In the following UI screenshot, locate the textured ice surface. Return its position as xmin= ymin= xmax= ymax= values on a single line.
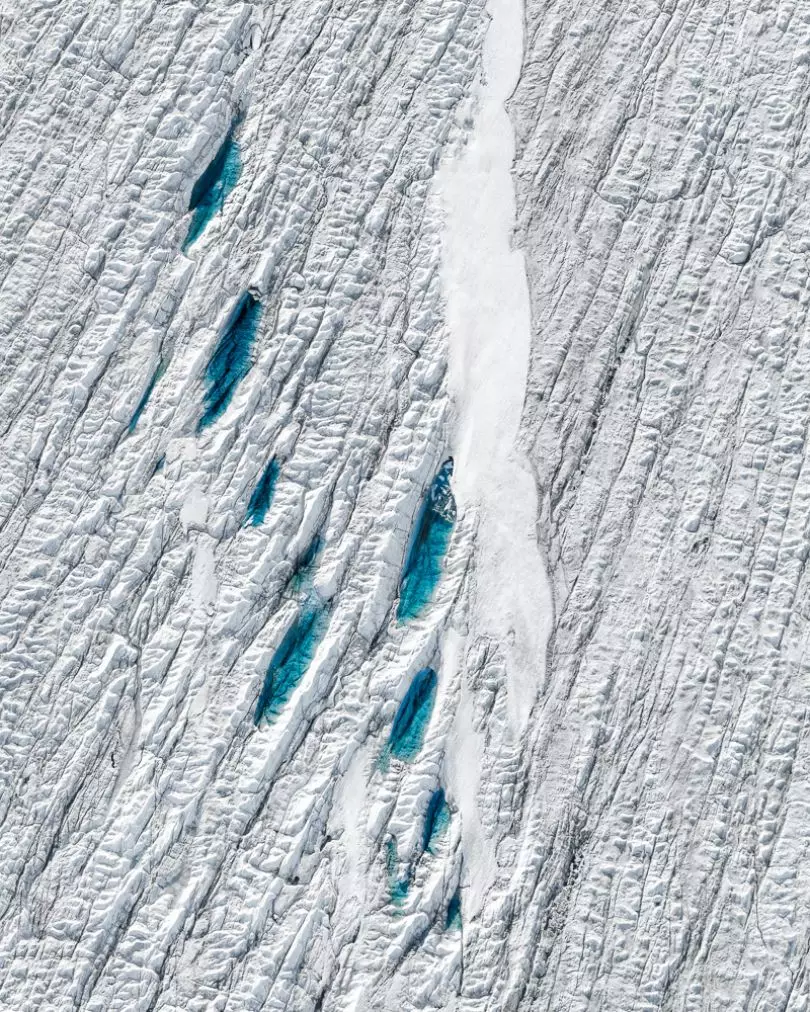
xmin=4 ymin=0 xmax=810 ymax=1009
xmin=0 ymin=1 xmax=486 ymax=1009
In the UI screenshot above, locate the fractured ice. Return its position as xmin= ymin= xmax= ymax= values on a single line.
xmin=4 ymin=0 xmax=806 ymax=1008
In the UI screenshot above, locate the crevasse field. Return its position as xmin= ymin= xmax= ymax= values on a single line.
xmin=2 ymin=1 xmax=810 ymax=1010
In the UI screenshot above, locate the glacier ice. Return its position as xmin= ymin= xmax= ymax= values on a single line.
xmin=3 ymin=0 xmax=810 ymax=1008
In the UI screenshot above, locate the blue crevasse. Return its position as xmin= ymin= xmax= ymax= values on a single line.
xmin=246 ymin=458 xmax=279 ymax=526
xmin=254 ymin=601 xmax=330 ymax=724
xmin=397 ymin=459 xmax=456 ymax=621
xmin=387 ymin=666 xmax=437 ymax=761
xmin=421 ymin=787 xmax=450 ymax=854
xmin=198 ymin=292 xmax=262 ymax=430
xmin=183 ymin=126 xmax=241 ymax=251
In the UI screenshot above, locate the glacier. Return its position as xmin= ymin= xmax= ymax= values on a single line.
xmin=3 ymin=0 xmax=810 ymax=1010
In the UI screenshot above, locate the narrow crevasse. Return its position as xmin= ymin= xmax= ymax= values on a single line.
xmin=128 ymin=360 xmax=165 ymax=433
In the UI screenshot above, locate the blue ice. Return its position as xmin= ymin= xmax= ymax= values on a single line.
xmin=388 ymin=667 xmax=437 ymax=761
xmin=198 ymin=292 xmax=261 ymax=430
xmin=445 ymin=888 xmax=461 ymax=930
xmin=246 ymin=458 xmax=279 ymax=526
xmin=397 ymin=459 xmax=456 ymax=622
xmin=421 ymin=787 xmax=450 ymax=854
xmin=254 ymin=602 xmax=329 ymax=724
xmin=183 ymin=127 xmax=241 ymax=251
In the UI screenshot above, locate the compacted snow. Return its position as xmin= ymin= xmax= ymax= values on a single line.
xmin=3 ymin=0 xmax=810 ymax=1010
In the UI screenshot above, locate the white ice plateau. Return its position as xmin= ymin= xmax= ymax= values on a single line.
xmin=2 ymin=0 xmax=810 ymax=1010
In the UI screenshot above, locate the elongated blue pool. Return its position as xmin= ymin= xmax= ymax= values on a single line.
xmin=254 ymin=602 xmax=329 ymax=724
xmin=397 ymin=459 xmax=456 ymax=621
xmin=388 ymin=666 xmax=437 ymax=761
xmin=198 ymin=292 xmax=261 ymax=430
xmin=183 ymin=127 xmax=241 ymax=251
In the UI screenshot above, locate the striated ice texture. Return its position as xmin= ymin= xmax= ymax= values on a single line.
xmin=4 ymin=0 xmax=810 ymax=1009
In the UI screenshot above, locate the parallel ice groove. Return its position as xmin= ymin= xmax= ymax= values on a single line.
xmin=4 ymin=0 xmax=804 ymax=1009
xmin=0 ymin=1 xmax=485 ymax=1009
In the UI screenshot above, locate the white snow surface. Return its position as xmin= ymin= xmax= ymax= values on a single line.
xmin=438 ymin=0 xmax=552 ymax=736
xmin=3 ymin=0 xmax=810 ymax=1010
